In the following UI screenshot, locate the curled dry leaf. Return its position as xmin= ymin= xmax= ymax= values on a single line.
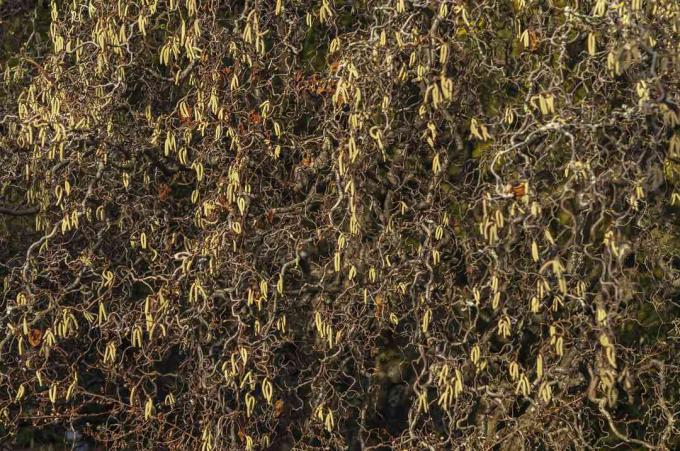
xmin=274 ymin=399 xmax=284 ymax=418
xmin=28 ymin=329 xmax=42 ymax=347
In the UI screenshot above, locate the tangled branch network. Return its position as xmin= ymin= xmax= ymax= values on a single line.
xmin=0 ymin=0 xmax=679 ymax=449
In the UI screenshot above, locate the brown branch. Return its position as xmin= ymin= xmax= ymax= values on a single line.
xmin=0 ymin=204 xmax=39 ymax=215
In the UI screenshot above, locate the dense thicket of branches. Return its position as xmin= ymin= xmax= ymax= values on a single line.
xmin=1 ymin=0 xmax=679 ymax=449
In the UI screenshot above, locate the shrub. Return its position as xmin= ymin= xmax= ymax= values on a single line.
xmin=1 ymin=0 xmax=679 ymax=449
